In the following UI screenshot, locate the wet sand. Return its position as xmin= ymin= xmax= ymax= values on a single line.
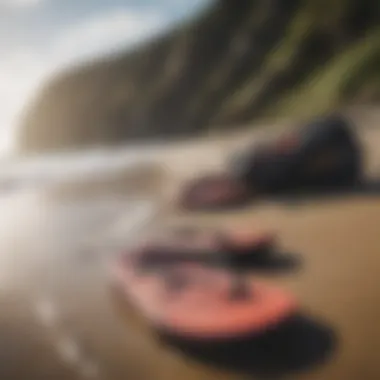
xmin=2 ymin=120 xmax=380 ymax=380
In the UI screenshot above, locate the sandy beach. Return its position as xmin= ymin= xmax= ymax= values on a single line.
xmin=2 ymin=113 xmax=380 ymax=380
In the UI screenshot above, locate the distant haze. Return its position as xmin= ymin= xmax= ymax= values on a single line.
xmin=0 ymin=0 xmax=210 ymax=156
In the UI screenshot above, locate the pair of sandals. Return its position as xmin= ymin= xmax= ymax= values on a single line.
xmin=112 ymin=226 xmax=297 ymax=342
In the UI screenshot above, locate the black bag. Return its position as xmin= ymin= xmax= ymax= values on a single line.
xmin=230 ymin=114 xmax=363 ymax=193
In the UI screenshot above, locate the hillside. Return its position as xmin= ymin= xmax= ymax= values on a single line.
xmin=18 ymin=0 xmax=380 ymax=154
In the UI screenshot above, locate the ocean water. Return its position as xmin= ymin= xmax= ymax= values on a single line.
xmin=0 ymin=146 xmax=163 ymax=289
xmin=0 ymin=146 xmax=157 ymax=189
xmin=0 ymin=148 xmax=168 ymax=380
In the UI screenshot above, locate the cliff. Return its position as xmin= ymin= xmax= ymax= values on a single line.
xmin=18 ymin=0 xmax=380 ymax=153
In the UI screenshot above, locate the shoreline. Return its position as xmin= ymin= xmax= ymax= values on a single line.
xmin=1 ymin=111 xmax=380 ymax=379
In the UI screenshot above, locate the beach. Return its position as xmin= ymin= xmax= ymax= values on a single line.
xmin=1 ymin=114 xmax=380 ymax=380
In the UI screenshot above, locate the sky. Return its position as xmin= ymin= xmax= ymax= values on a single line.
xmin=0 ymin=0 xmax=210 ymax=156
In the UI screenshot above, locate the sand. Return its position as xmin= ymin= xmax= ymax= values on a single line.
xmin=1 ymin=111 xmax=380 ymax=380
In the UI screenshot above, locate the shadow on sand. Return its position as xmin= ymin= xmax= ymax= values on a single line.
xmin=264 ymin=178 xmax=380 ymax=207
xmin=228 ymin=249 xmax=302 ymax=275
xmin=161 ymin=313 xmax=337 ymax=378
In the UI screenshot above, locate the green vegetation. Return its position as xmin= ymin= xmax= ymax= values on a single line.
xmin=274 ymin=28 xmax=380 ymax=118
xmin=17 ymin=0 xmax=380 ymax=153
